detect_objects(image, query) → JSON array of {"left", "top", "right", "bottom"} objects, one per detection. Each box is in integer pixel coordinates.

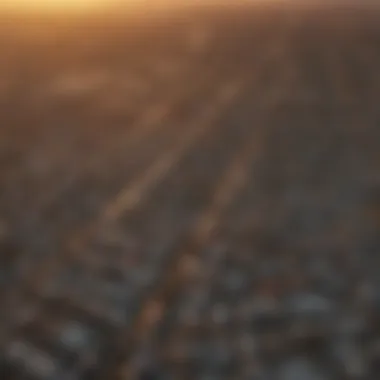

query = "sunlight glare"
[{"left": 1, "top": 0, "right": 118, "bottom": 13}]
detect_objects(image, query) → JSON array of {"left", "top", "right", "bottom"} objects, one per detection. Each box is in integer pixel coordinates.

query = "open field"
[{"left": 1, "top": 3, "right": 380, "bottom": 379}]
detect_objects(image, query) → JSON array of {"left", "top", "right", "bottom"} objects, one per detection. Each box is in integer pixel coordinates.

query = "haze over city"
[{"left": 1, "top": 1, "right": 380, "bottom": 379}]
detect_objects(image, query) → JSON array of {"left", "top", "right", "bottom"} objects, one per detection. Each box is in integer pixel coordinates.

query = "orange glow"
[{"left": 0, "top": 0, "right": 116, "bottom": 13}]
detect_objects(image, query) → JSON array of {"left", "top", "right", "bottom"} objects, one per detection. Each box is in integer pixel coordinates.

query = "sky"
[{"left": 1, "top": 0, "right": 375, "bottom": 15}]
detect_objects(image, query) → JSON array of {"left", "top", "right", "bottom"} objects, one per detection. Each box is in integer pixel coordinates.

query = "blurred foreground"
[{"left": 1, "top": 3, "right": 380, "bottom": 379}]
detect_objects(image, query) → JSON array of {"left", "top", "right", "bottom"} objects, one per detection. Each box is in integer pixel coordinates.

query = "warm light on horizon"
[
  {"left": 0, "top": 0, "right": 189, "bottom": 15},
  {"left": 0, "top": 0, "right": 120, "bottom": 14},
  {"left": 0, "top": 0, "right": 317, "bottom": 18}
]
